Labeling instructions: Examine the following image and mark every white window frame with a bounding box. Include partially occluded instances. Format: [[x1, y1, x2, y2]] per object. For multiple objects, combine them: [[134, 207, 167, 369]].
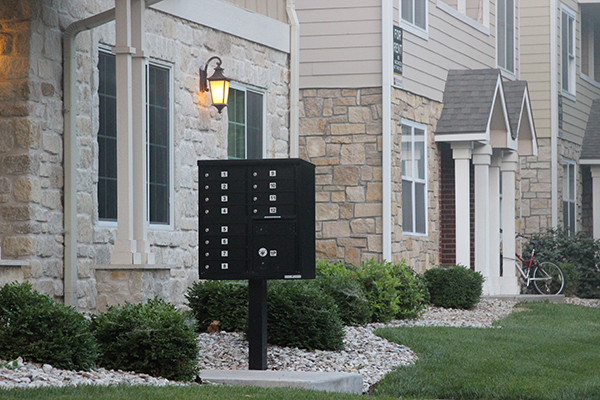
[[563, 159, 577, 235], [147, 59, 174, 230], [401, 119, 428, 236], [399, 0, 429, 40], [561, 5, 577, 98], [496, 0, 515, 74], [227, 82, 266, 160]]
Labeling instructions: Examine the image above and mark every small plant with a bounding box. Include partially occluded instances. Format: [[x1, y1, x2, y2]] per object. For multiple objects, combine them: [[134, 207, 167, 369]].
[[267, 280, 345, 351], [354, 259, 428, 322], [424, 265, 484, 309], [186, 280, 248, 332], [92, 298, 199, 381], [0, 282, 97, 370]]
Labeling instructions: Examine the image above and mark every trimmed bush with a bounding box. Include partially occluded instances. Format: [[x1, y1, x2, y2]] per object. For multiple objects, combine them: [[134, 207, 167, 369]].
[[267, 280, 345, 351], [92, 298, 199, 381], [186, 280, 248, 332], [525, 229, 600, 298], [316, 274, 371, 326], [355, 259, 428, 322], [0, 282, 97, 370], [425, 265, 484, 309]]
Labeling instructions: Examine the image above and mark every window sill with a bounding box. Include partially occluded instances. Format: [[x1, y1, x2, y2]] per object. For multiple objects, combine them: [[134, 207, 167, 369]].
[[436, 1, 490, 35], [399, 21, 429, 41]]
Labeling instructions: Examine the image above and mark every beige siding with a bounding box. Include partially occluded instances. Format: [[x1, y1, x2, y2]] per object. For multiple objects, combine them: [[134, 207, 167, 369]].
[[296, 0, 382, 88], [520, 0, 551, 139], [400, 1, 499, 102], [222, 0, 287, 22]]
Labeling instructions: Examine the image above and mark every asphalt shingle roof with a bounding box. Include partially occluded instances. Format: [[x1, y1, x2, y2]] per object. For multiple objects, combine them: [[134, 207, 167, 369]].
[[436, 69, 502, 135], [581, 98, 600, 161], [503, 80, 527, 140]]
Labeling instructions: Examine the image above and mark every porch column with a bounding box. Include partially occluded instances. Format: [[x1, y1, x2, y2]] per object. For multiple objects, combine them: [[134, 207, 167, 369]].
[[488, 150, 502, 295], [112, 0, 140, 264], [473, 144, 492, 295], [131, 0, 154, 263], [451, 142, 472, 268], [500, 150, 520, 294], [591, 166, 600, 239]]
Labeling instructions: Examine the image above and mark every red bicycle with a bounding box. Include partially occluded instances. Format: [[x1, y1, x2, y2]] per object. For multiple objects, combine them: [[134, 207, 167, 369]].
[[515, 234, 565, 295]]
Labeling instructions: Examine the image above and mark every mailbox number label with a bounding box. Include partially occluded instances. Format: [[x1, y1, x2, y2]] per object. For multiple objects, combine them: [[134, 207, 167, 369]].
[[221, 238, 228, 245], [269, 170, 277, 177], [269, 182, 277, 189], [221, 195, 228, 202], [221, 171, 228, 178], [221, 183, 228, 190], [221, 226, 228, 233], [269, 195, 277, 201], [221, 263, 229, 270]]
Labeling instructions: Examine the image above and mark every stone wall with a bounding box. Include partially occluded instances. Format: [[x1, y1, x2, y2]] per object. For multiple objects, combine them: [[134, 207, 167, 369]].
[[390, 88, 442, 272], [298, 87, 442, 273], [0, 0, 291, 311]]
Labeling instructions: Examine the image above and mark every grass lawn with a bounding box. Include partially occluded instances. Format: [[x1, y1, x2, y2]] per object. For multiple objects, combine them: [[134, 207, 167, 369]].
[[0, 384, 397, 400], [373, 302, 600, 400]]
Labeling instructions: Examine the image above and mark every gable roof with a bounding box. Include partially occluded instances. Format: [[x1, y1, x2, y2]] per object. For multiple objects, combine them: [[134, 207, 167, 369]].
[[580, 98, 600, 164], [503, 80, 537, 156], [435, 69, 503, 137], [503, 80, 527, 138]]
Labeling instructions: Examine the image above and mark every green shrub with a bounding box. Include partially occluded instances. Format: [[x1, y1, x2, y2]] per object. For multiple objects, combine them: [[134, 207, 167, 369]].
[[559, 263, 580, 297], [354, 259, 428, 322], [267, 281, 344, 351], [185, 280, 248, 332], [316, 274, 371, 326], [424, 265, 484, 309], [525, 229, 600, 298], [92, 298, 198, 381], [0, 282, 97, 370]]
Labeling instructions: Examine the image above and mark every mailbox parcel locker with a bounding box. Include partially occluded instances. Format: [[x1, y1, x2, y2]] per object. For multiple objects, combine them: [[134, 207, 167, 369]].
[[198, 158, 315, 280]]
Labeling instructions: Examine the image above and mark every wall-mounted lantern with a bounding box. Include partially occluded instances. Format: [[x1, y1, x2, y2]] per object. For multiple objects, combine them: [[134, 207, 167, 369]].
[[200, 56, 230, 113]]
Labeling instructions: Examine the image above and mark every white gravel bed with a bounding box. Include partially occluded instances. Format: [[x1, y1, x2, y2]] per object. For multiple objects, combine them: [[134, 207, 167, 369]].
[[3, 297, 597, 393]]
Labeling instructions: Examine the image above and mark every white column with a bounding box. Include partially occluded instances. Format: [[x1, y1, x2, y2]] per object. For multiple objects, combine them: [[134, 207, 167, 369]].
[[591, 166, 600, 239], [488, 150, 502, 295], [131, 0, 153, 264], [451, 142, 472, 268], [500, 150, 520, 295], [473, 144, 492, 295], [111, 0, 140, 264]]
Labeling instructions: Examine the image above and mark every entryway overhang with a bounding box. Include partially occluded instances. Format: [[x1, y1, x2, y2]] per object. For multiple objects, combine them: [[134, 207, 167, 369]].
[[434, 69, 538, 296]]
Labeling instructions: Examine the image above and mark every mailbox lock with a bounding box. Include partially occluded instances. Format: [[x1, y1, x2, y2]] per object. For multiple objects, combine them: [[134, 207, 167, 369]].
[[258, 248, 268, 257], [253, 172, 258, 177], [205, 173, 209, 177]]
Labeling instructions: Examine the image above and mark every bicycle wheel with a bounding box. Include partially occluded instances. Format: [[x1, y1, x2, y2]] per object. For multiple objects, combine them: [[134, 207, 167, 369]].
[[532, 261, 565, 295]]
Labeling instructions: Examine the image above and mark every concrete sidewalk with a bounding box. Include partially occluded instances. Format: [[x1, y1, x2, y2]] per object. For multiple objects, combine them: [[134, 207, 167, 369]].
[[483, 294, 566, 303], [198, 369, 363, 394]]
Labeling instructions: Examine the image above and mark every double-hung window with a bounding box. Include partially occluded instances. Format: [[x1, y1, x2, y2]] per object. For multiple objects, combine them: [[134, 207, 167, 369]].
[[147, 63, 171, 225], [98, 51, 117, 221], [97, 52, 172, 225], [401, 120, 427, 235], [581, 10, 600, 82], [497, 0, 515, 73], [227, 86, 264, 160], [563, 160, 576, 235], [401, 0, 427, 32], [561, 6, 576, 95]]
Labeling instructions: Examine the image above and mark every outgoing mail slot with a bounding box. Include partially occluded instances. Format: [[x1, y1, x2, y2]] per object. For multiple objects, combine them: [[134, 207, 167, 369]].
[[253, 221, 296, 235]]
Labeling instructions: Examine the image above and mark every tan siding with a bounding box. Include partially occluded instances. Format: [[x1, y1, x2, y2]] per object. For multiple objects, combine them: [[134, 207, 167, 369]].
[[520, 0, 551, 138], [297, 0, 382, 88], [222, 0, 287, 23]]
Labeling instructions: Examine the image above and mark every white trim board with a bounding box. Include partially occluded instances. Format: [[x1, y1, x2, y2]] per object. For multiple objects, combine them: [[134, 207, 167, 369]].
[[150, 0, 290, 53]]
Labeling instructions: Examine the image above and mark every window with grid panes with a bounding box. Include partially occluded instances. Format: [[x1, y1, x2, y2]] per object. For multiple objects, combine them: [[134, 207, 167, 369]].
[[98, 51, 117, 221], [402, 121, 427, 235], [562, 7, 576, 94], [227, 87, 263, 160]]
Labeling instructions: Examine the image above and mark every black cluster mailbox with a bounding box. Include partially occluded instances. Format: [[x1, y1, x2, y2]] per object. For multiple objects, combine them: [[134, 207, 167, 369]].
[[198, 158, 315, 281]]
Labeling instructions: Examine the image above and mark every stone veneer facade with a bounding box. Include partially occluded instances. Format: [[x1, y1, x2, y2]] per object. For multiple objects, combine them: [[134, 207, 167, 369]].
[[0, 0, 291, 311], [298, 87, 442, 273]]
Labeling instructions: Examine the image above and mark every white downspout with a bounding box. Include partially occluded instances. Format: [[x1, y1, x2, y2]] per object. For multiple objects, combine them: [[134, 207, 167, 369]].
[[62, 0, 163, 308], [382, 0, 392, 261], [286, 0, 300, 158], [550, 0, 558, 228]]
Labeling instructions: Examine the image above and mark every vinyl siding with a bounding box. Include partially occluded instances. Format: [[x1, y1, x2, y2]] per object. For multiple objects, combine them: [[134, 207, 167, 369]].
[[520, 0, 551, 139], [296, 0, 382, 88], [223, 0, 287, 22]]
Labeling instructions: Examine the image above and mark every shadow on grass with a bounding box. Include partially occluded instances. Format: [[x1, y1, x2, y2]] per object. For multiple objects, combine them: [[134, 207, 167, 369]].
[[373, 302, 600, 400]]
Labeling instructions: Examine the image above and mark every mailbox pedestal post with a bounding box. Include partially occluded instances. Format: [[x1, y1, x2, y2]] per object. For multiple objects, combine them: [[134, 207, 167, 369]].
[[248, 279, 268, 370]]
